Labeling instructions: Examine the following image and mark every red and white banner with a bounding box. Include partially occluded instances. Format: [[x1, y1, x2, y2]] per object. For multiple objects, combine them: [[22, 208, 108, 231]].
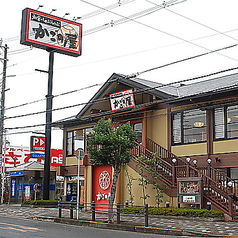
[[92, 165, 112, 206], [110, 88, 135, 111], [1, 146, 63, 172], [20, 8, 82, 57]]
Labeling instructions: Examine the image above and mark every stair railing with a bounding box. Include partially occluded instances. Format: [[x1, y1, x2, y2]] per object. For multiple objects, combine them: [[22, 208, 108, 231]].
[[146, 138, 238, 196], [131, 139, 238, 218]]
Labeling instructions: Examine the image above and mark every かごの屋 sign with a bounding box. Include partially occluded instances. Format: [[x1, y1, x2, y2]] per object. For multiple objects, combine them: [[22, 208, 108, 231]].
[[110, 89, 135, 111], [20, 8, 82, 57], [92, 165, 112, 205]]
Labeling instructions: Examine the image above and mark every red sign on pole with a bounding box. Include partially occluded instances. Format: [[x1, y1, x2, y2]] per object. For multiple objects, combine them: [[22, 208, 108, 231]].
[[20, 8, 82, 57], [30, 136, 46, 152]]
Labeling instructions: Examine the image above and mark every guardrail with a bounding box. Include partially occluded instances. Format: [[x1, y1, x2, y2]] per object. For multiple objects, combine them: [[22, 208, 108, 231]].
[[58, 202, 149, 226]]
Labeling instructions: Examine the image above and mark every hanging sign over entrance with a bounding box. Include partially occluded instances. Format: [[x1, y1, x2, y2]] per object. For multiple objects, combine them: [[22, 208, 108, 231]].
[[110, 88, 135, 111], [20, 8, 82, 57]]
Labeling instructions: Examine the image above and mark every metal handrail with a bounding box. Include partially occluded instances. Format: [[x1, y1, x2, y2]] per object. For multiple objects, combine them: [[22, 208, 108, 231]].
[[131, 139, 238, 217]]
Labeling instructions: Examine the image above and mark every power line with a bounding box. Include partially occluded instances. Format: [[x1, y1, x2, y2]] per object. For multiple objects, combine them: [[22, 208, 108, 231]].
[[5, 43, 238, 120], [5, 83, 102, 110], [82, 0, 187, 35], [136, 43, 238, 76], [164, 7, 238, 42], [4, 0, 135, 44], [5, 83, 238, 132], [6, 0, 185, 55], [5, 64, 238, 124]]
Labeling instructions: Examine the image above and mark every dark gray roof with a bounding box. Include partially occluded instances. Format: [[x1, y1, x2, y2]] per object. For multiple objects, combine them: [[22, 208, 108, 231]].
[[177, 73, 238, 98], [53, 72, 238, 125], [128, 73, 238, 99], [8, 161, 56, 171]]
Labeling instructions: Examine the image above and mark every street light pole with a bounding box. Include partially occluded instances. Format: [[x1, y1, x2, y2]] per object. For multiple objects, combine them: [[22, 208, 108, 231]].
[[76, 148, 84, 219]]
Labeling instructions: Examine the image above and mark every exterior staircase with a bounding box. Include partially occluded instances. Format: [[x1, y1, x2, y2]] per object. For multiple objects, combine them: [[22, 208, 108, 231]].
[[130, 138, 238, 220]]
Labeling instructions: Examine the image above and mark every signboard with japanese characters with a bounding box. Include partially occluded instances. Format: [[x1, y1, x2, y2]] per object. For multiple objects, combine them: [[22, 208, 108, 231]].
[[92, 165, 112, 207], [109, 89, 135, 111], [10, 178, 17, 198], [20, 8, 82, 57], [177, 177, 203, 208], [2, 146, 63, 172]]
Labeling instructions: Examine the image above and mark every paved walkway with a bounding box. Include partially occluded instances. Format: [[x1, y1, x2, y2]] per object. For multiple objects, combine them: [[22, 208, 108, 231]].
[[1, 204, 238, 237]]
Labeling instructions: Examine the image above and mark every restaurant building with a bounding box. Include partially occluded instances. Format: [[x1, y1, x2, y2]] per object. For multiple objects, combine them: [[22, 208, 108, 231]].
[[54, 72, 238, 219]]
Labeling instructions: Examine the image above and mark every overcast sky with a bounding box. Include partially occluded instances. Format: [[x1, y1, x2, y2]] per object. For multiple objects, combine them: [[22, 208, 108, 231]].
[[1, 0, 238, 149]]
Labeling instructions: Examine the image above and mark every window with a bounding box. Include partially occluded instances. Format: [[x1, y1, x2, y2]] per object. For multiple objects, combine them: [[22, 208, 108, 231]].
[[133, 122, 142, 143], [172, 109, 207, 144], [214, 105, 238, 139], [66, 129, 85, 156], [67, 131, 73, 156]]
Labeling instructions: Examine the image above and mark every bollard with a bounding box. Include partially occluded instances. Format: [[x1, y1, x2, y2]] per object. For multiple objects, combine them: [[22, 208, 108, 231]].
[[117, 203, 120, 224], [144, 204, 149, 227], [70, 204, 73, 219], [59, 206, 62, 218], [91, 201, 96, 221]]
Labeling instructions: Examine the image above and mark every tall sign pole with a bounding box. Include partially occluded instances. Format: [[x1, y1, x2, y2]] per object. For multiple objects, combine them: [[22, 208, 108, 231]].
[[20, 7, 82, 200], [43, 50, 54, 200]]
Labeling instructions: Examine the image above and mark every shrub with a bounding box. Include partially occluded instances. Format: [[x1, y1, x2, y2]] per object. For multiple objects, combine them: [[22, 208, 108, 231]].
[[122, 206, 223, 218], [23, 200, 58, 205]]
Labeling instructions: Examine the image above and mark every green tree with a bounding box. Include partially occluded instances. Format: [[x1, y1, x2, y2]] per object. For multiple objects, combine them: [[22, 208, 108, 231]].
[[87, 118, 137, 222]]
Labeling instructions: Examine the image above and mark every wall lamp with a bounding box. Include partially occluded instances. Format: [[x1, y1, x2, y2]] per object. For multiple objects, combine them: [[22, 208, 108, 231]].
[[227, 181, 233, 188], [215, 157, 221, 163], [186, 157, 191, 163], [172, 158, 177, 164], [193, 159, 198, 166], [207, 158, 212, 164]]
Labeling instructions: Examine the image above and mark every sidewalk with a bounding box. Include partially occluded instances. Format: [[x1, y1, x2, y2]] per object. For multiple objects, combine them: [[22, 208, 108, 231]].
[[1, 204, 238, 237]]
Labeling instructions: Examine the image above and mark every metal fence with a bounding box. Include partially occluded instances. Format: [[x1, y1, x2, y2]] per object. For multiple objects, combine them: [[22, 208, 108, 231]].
[[58, 201, 149, 227]]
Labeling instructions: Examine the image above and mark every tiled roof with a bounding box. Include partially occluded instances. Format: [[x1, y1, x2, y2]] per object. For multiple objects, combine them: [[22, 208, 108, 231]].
[[53, 72, 238, 125], [130, 73, 238, 99]]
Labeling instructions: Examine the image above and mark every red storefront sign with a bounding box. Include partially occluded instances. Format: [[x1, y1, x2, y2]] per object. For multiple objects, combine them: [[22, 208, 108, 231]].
[[92, 165, 112, 206]]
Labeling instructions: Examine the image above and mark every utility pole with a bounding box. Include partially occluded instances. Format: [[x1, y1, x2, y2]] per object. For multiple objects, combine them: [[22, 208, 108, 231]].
[[0, 43, 8, 204]]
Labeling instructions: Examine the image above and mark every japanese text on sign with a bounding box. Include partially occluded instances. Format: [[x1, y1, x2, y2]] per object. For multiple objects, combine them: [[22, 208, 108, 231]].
[[21, 8, 82, 57], [96, 192, 111, 201], [110, 89, 135, 111]]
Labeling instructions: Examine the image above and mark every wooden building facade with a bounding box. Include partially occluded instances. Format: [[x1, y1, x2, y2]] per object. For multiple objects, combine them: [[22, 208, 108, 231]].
[[54, 72, 238, 220]]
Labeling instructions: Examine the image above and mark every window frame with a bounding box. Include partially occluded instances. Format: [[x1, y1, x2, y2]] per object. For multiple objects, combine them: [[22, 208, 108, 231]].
[[66, 130, 74, 156], [172, 108, 207, 145], [214, 105, 238, 140]]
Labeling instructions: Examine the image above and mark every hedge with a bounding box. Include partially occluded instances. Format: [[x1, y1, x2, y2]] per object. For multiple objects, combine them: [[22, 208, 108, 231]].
[[122, 206, 223, 218], [23, 200, 58, 205]]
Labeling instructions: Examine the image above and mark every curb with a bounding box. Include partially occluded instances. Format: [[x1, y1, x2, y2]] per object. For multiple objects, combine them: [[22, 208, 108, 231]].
[[32, 216, 225, 237]]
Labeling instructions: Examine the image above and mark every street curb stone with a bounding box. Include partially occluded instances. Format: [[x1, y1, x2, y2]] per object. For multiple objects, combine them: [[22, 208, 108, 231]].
[[33, 216, 225, 237]]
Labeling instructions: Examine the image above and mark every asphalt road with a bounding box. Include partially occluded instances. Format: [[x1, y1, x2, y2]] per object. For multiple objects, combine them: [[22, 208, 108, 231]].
[[0, 216, 196, 238]]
